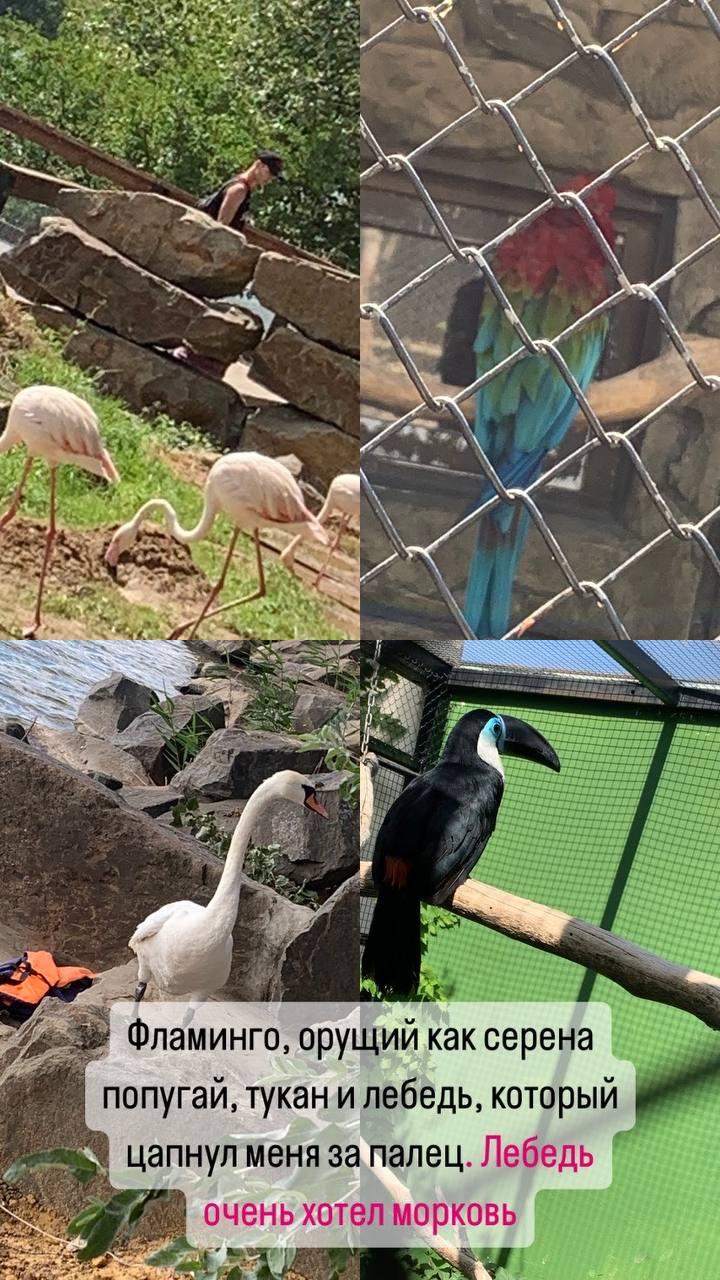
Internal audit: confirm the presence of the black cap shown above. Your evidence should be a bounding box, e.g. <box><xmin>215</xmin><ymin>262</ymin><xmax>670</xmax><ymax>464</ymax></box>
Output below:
<box><xmin>256</xmin><ymin>149</ymin><xmax>285</xmax><ymax>179</ymax></box>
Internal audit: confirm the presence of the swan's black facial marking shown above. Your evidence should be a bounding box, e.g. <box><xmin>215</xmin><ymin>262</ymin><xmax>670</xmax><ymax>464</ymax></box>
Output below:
<box><xmin>303</xmin><ymin>783</ymin><xmax>328</xmax><ymax>818</ymax></box>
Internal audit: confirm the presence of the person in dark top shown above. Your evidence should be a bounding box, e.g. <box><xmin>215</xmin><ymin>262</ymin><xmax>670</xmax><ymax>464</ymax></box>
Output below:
<box><xmin>199</xmin><ymin>149</ymin><xmax>285</xmax><ymax>232</ymax></box>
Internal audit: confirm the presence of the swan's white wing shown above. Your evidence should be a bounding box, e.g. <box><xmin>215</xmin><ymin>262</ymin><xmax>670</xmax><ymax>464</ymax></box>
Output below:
<box><xmin>129</xmin><ymin>900</ymin><xmax>203</xmax><ymax>949</ymax></box>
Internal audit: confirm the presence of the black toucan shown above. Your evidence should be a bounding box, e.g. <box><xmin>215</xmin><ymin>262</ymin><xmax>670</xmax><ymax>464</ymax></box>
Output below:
<box><xmin>362</xmin><ymin>708</ymin><xmax>561</xmax><ymax>997</ymax></box>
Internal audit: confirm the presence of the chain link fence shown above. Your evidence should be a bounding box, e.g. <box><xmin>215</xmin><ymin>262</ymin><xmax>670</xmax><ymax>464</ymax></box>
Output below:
<box><xmin>360</xmin><ymin>0</ymin><xmax>720</xmax><ymax>640</ymax></box>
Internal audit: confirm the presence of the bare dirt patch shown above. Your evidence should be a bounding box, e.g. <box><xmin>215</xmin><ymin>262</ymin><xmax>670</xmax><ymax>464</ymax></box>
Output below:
<box><xmin>0</xmin><ymin>1187</ymin><xmax>358</xmax><ymax>1280</ymax></box>
<box><xmin>0</xmin><ymin>518</ymin><xmax>222</xmax><ymax>639</ymax></box>
<box><xmin>0</xmin><ymin>1184</ymin><xmax>173</xmax><ymax>1280</ymax></box>
<box><xmin>0</xmin><ymin>516</ymin><xmax>358</xmax><ymax>638</ymax></box>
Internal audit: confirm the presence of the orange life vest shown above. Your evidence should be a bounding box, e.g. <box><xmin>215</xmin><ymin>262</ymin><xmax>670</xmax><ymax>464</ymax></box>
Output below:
<box><xmin>0</xmin><ymin>950</ymin><xmax>96</xmax><ymax>1020</ymax></box>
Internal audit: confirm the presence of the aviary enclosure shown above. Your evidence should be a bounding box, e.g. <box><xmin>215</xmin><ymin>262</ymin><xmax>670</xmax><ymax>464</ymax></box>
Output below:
<box><xmin>360</xmin><ymin>639</ymin><xmax>720</xmax><ymax>1279</ymax></box>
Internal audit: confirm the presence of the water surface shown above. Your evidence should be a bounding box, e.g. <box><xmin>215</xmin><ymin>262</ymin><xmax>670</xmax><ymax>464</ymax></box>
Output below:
<box><xmin>0</xmin><ymin>640</ymin><xmax>196</xmax><ymax>729</ymax></box>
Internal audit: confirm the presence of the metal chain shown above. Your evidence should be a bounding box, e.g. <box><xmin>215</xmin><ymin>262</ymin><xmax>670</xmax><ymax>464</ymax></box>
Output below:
<box><xmin>361</xmin><ymin>639</ymin><xmax>383</xmax><ymax>758</ymax></box>
<box><xmin>361</xmin><ymin>0</ymin><xmax>720</xmax><ymax>639</ymax></box>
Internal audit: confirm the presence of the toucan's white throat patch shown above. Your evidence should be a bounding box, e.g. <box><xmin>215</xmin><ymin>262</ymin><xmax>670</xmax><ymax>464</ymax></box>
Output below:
<box><xmin>476</xmin><ymin>730</ymin><xmax>505</xmax><ymax>777</ymax></box>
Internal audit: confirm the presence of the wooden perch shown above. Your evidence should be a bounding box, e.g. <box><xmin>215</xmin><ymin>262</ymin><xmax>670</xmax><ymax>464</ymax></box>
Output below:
<box><xmin>362</xmin><ymin>335</ymin><xmax>720</xmax><ymax>428</ymax></box>
<box><xmin>359</xmin><ymin>861</ymin><xmax>720</xmax><ymax>1031</ymax></box>
<box><xmin>359</xmin><ymin>1139</ymin><xmax>492</xmax><ymax>1280</ymax></box>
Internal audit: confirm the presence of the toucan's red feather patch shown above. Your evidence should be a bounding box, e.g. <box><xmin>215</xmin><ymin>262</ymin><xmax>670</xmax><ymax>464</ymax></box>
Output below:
<box><xmin>383</xmin><ymin>855</ymin><xmax>411</xmax><ymax>889</ymax></box>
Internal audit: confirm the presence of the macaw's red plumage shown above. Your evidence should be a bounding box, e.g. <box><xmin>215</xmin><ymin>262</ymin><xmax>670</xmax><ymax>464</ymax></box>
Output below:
<box><xmin>495</xmin><ymin>177</ymin><xmax>617</xmax><ymax>307</ymax></box>
<box><xmin>463</xmin><ymin>177</ymin><xmax>618</xmax><ymax>638</ymax></box>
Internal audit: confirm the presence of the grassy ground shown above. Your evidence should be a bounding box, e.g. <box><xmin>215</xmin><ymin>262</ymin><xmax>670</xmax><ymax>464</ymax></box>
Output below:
<box><xmin>0</xmin><ymin>302</ymin><xmax>354</xmax><ymax>640</ymax></box>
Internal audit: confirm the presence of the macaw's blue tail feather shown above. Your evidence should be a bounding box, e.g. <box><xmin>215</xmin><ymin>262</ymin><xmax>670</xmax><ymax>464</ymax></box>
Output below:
<box><xmin>463</xmin><ymin>445</ymin><xmax>547</xmax><ymax>535</ymax></box>
<box><xmin>463</xmin><ymin>445</ymin><xmax>546</xmax><ymax>636</ymax></box>
<box><xmin>465</xmin><ymin>505</ymin><xmax>533</xmax><ymax>637</ymax></box>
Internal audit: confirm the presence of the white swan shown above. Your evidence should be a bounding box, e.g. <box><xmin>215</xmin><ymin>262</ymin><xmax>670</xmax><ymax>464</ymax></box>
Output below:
<box><xmin>130</xmin><ymin>770</ymin><xmax>328</xmax><ymax>1018</ymax></box>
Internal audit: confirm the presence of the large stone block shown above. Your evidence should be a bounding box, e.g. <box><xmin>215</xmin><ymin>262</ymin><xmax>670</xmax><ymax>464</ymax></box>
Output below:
<box><xmin>29</xmin><ymin>723</ymin><xmax>153</xmax><ymax>787</ymax></box>
<box><xmin>252</xmin><ymin>779</ymin><xmax>358</xmax><ymax>892</ymax></box>
<box><xmin>173</xmin><ymin>728</ymin><xmax>326</xmax><ymax>800</ymax></box>
<box><xmin>7</xmin><ymin>217</ymin><xmax>262</xmax><ymax>359</ymax></box>
<box><xmin>185</xmin><ymin>304</ymin><xmax>263</xmax><ymax>359</ymax></box>
<box><xmin>113</xmin><ymin>693</ymin><xmax>226</xmax><ymax>783</ymax></box>
<box><xmin>63</xmin><ymin>323</ymin><xmax>247</xmax><ymax>442</ymax></box>
<box><xmin>253</xmin><ymin>251</ymin><xmax>359</xmax><ymax>355</ymax></box>
<box><xmin>250</xmin><ymin>327</ymin><xmax>359</xmax><ymax>437</ymax></box>
<box><xmin>241</xmin><ymin>403</ymin><xmax>358</xmax><ymax>489</ymax></box>
<box><xmin>55</xmin><ymin>187</ymin><xmax>261</xmax><ymax>296</ymax></box>
<box><xmin>76</xmin><ymin>673</ymin><xmax>156</xmax><ymax>739</ymax></box>
<box><xmin>7</xmin><ymin>217</ymin><xmax>203</xmax><ymax>345</ymax></box>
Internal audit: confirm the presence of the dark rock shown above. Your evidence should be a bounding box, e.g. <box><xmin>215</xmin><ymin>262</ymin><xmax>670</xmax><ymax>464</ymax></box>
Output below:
<box><xmin>86</xmin><ymin>772</ymin><xmax>124</xmax><ymax>791</ymax></box>
<box><xmin>173</xmin><ymin>729</ymin><xmax>325</xmax><ymax>800</ymax></box>
<box><xmin>241</xmin><ymin>405</ymin><xmax>359</xmax><ymax>490</ymax></box>
<box><xmin>249</xmin><ymin>327</ymin><xmax>359</xmax><ymax>437</ymax></box>
<box><xmin>268</xmin><ymin>660</ymin><xmax>328</xmax><ymax>684</ymax></box>
<box><xmin>76</xmin><ymin>672</ymin><xmax>155</xmax><ymax>738</ymax></box>
<box><xmin>221</xmin><ymin>688</ymin><xmax>257</xmax><ymax>727</ymax></box>
<box><xmin>183</xmin><ymin>639</ymin><xmax>253</xmax><ymax>668</ymax></box>
<box><xmin>252</xmin><ymin>251</ymin><xmax>359</xmax><ymax>356</ymax></box>
<box><xmin>176</xmin><ymin>676</ymin><xmax>257</xmax><ymax>727</ymax></box>
<box><xmin>161</xmin><ymin>797</ymin><xmax>247</xmax><ymax>838</ymax></box>
<box><xmin>291</xmin><ymin>684</ymin><xmax>345</xmax><ymax>732</ymax></box>
<box><xmin>54</xmin><ymin>188</ymin><xmax>261</xmax><ymax>297</ymax></box>
<box><xmin>272</xmin><ymin>874</ymin><xmax>359</xmax><ymax>1001</ymax></box>
<box><xmin>0</xmin><ymin>716</ymin><xmax>28</xmax><ymax>740</ymax></box>
<box><xmin>343</xmin><ymin>717</ymin><xmax>361</xmax><ymax>752</ymax></box>
<box><xmin>112</xmin><ymin>693</ymin><xmax>226</xmax><ymax>783</ymax></box>
<box><xmin>252</xmin><ymin>775</ymin><xmax>358</xmax><ymax>892</ymax></box>
<box><xmin>121</xmin><ymin>785</ymin><xmax>184</xmax><ymax>818</ymax></box>
<box><xmin>30</xmin><ymin>724</ymin><xmax>153</xmax><ymax>787</ymax></box>
<box><xmin>63</xmin><ymin>322</ymin><xmax>247</xmax><ymax>442</ymax></box>
<box><xmin>0</xmin><ymin>985</ymin><xmax>187</xmax><ymax>1233</ymax></box>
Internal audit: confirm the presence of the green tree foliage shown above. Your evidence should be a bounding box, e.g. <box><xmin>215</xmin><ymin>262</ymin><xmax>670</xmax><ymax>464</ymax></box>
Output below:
<box><xmin>0</xmin><ymin>0</ymin><xmax>358</xmax><ymax>268</ymax></box>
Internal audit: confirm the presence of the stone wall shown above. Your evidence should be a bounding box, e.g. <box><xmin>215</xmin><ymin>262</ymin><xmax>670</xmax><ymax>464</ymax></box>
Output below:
<box><xmin>1</xmin><ymin>189</ymin><xmax>359</xmax><ymax>489</ymax></box>
<box><xmin>361</xmin><ymin>0</ymin><xmax>720</xmax><ymax>636</ymax></box>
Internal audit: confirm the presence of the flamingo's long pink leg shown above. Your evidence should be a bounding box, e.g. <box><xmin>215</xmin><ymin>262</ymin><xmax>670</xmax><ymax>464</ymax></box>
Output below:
<box><xmin>279</xmin><ymin>531</ymin><xmax>302</xmax><ymax>569</ymax></box>
<box><xmin>178</xmin><ymin>528</ymin><xmax>268</xmax><ymax>634</ymax></box>
<box><xmin>23</xmin><ymin>467</ymin><xmax>57</xmax><ymax>640</ymax></box>
<box><xmin>168</xmin><ymin>528</ymin><xmax>240</xmax><ymax>640</ymax></box>
<box><xmin>0</xmin><ymin>456</ymin><xmax>34</xmax><ymax>535</ymax></box>
<box><xmin>314</xmin><ymin>514</ymin><xmax>348</xmax><ymax>589</ymax></box>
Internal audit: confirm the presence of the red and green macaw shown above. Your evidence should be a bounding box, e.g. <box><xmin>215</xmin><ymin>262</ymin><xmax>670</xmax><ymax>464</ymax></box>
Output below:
<box><xmin>464</xmin><ymin>177</ymin><xmax>617</xmax><ymax>638</ymax></box>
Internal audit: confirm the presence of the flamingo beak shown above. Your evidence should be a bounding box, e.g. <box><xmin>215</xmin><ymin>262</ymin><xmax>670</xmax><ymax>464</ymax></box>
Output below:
<box><xmin>304</xmin><ymin>791</ymin><xmax>329</xmax><ymax>819</ymax></box>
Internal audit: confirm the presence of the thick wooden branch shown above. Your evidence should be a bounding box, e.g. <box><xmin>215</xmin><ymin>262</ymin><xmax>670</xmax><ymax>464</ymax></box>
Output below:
<box><xmin>359</xmin><ymin>1139</ymin><xmax>492</xmax><ymax>1280</ymax></box>
<box><xmin>361</xmin><ymin>336</ymin><xmax>720</xmax><ymax>428</ymax></box>
<box><xmin>360</xmin><ymin>861</ymin><xmax>720</xmax><ymax>1031</ymax></box>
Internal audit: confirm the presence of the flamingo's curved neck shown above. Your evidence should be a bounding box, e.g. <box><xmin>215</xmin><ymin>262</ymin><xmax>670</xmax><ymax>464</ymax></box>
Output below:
<box><xmin>129</xmin><ymin>494</ymin><xmax>217</xmax><ymax>545</ymax></box>
<box><xmin>203</xmin><ymin>781</ymin><xmax>278</xmax><ymax>934</ymax></box>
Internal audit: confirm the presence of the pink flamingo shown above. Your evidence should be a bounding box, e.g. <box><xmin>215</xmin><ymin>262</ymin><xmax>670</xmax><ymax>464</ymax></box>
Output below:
<box><xmin>281</xmin><ymin>472</ymin><xmax>360</xmax><ymax>587</ymax></box>
<box><xmin>0</xmin><ymin>385</ymin><xmax>119</xmax><ymax>638</ymax></box>
<box><xmin>105</xmin><ymin>451</ymin><xmax>328</xmax><ymax>639</ymax></box>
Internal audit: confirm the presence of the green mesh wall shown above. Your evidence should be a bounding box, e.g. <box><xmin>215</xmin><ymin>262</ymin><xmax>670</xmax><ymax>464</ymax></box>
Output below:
<box><xmin>423</xmin><ymin>693</ymin><xmax>720</xmax><ymax>1279</ymax></box>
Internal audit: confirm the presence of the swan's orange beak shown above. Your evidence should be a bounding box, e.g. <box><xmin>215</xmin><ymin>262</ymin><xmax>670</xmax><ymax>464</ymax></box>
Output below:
<box><xmin>305</xmin><ymin>792</ymin><xmax>328</xmax><ymax>818</ymax></box>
